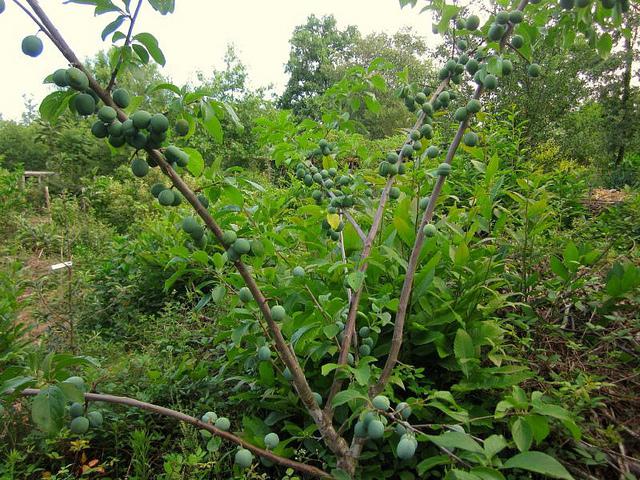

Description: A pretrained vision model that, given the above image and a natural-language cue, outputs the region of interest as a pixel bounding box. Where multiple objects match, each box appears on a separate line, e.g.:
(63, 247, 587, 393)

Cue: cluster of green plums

(47, 64, 192, 179)
(295, 148, 357, 202)
(62, 376, 104, 435)
(219, 230, 264, 262)
(68, 401, 104, 435)
(310, 138, 338, 158)
(352, 395, 417, 459)
(334, 322, 376, 359)
(201, 410, 232, 432)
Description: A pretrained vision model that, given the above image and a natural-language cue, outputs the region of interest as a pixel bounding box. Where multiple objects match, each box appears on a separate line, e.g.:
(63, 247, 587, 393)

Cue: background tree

(278, 14, 360, 117)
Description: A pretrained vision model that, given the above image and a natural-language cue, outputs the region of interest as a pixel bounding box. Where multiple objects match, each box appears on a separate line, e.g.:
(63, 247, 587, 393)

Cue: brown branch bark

(19, 388, 330, 478)
(22, 0, 350, 463)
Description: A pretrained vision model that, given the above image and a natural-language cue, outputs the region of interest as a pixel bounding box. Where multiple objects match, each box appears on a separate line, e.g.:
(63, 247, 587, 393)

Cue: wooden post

(44, 185, 51, 210)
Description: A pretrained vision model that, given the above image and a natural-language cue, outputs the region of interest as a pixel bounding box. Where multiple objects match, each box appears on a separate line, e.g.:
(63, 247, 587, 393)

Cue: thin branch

(342, 209, 366, 243)
(107, 0, 143, 92)
(338, 227, 353, 305)
(372, 86, 481, 396)
(372, 0, 531, 397)
(19, 388, 329, 478)
(21, 0, 350, 462)
(325, 188, 366, 242)
(304, 285, 334, 324)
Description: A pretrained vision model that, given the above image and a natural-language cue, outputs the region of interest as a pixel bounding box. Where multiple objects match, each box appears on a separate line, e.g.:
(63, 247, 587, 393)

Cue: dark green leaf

(31, 386, 65, 434)
(133, 32, 166, 65)
(503, 452, 573, 479)
(101, 15, 126, 41)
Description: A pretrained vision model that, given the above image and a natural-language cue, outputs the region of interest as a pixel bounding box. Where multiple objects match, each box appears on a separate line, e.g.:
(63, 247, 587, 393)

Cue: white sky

(0, 0, 437, 121)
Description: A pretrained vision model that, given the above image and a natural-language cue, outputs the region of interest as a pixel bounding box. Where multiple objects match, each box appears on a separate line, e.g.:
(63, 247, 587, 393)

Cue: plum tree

(4, 0, 625, 478)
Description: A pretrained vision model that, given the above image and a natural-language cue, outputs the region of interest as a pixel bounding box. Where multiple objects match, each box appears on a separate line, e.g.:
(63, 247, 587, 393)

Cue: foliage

(0, 0, 638, 479)
(278, 14, 361, 117)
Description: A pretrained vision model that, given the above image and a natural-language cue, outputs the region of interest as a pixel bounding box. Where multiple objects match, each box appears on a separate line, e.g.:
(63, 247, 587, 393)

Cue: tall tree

(278, 14, 360, 117)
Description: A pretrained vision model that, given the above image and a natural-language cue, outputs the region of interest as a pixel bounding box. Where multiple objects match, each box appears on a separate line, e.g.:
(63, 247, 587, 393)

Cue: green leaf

(182, 147, 205, 177)
(323, 323, 340, 339)
(132, 43, 149, 64)
(133, 32, 165, 65)
(321, 363, 339, 376)
(150, 82, 181, 95)
(398, 0, 417, 8)
(31, 386, 65, 434)
(596, 33, 612, 59)
(58, 382, 84, 404)
(454, 329, 475, 377)
(0, 376, 34, 396)
(512, 417, 533, 452)
(327, 213, 341, 230)
(503, 452, 573, 479)
(525, 414, 550, 444)
(331, 469, 352, 480)
(331, 389, 366, 408)
(210, 285, 226, 303)
(222, 101, 243, 131)
(258, 361, 275, 386)
(101, 14, 125, 41)
(417, 455, 449, 475)
(353, 363, 370, 386)
(39, 91, 74, 123)
(550, 256, 569, 281)
(563, 242, 580, 272)
(201, 102, 223, 143)
(453, 242, 470, 266)
(487, 56, 502, 76)
(364, 95, 380, 113)
(346, 271, 365, 291)
(426, 431, 483, 453)
(484, 434, 507, 459)
(94, 0, 121, 15)
(470, 467, 506, 480)
(147, 0, 175, 14)
(447, 469, 482, 480)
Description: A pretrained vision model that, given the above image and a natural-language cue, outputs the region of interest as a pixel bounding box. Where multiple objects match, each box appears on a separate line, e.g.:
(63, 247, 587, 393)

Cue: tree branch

(324, 79, 450, 414)
(19, 388, 330, 478)
(372, 87, 480, 394)
(21, 0, 350, 462)
(372, 0, 531, 397)
(106, 0, 143, 92)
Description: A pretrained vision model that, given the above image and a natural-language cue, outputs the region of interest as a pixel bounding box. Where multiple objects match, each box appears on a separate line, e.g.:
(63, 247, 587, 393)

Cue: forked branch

(21, 0, 350, 461)
(324, 80, 450, 414)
